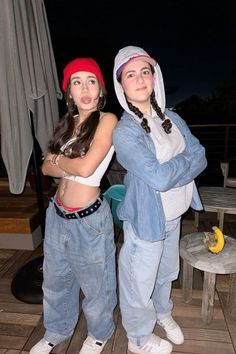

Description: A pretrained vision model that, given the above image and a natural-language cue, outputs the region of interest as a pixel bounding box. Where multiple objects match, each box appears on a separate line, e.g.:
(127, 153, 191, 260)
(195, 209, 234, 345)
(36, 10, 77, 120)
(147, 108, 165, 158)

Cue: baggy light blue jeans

(118, 218, 181, 346)
(42, 197, 117, 345)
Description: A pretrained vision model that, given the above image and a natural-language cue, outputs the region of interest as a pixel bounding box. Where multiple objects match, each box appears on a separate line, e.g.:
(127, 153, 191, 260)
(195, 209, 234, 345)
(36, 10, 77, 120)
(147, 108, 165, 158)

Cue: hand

(44, 152, 54, 162)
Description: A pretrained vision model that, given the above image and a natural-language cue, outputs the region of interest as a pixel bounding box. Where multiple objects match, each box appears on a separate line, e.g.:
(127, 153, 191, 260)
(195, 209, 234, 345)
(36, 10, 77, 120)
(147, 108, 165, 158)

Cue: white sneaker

(30, 338, 55, 354)
(128, 333, 172, 354)
(157, 316, 184, 345)
(79, 336, 107, 354)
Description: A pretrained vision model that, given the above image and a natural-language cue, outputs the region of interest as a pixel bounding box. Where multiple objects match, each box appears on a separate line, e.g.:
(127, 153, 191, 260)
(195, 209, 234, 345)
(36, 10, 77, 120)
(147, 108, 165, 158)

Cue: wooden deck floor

(0, 209, 236, 353)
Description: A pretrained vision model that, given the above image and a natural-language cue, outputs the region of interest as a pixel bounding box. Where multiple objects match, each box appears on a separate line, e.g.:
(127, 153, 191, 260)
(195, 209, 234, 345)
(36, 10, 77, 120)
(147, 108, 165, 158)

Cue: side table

(195, 186, 236, 231)
(180, 232, 236, 324)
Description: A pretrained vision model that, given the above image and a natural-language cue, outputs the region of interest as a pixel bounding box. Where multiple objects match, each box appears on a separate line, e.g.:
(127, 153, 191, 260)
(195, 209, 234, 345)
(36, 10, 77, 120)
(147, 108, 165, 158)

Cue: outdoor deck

(0, 186, 236, 353)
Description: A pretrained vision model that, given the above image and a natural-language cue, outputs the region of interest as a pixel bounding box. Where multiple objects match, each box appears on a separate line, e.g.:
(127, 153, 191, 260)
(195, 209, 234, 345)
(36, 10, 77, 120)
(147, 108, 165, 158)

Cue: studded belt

(51, 195, 103, 220)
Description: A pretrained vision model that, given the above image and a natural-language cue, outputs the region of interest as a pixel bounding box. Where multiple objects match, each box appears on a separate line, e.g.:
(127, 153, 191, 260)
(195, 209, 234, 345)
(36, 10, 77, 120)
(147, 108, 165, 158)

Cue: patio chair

(220, 161, 236, 188)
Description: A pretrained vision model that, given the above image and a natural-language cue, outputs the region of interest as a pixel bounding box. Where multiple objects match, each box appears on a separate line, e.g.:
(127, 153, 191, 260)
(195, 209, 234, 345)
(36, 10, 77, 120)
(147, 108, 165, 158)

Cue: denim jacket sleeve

(113, 118, 191, 192)
(166, 110, 207, 187)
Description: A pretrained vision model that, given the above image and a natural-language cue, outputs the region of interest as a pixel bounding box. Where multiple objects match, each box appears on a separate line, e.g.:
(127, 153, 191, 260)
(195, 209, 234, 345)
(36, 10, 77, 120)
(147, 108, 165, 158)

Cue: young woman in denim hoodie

(113, 46, 207, 354)
(30, 58, 117, 354)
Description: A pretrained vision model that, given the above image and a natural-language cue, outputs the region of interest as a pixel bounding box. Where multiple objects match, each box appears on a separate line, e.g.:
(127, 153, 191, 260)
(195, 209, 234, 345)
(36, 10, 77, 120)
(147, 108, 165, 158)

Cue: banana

(204, 226, 225, 253)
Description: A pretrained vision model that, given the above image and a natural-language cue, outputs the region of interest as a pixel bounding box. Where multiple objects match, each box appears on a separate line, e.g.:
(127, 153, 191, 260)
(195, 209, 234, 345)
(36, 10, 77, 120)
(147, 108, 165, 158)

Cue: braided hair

(127, 91, 172, 134)
(118, 65, 172, 134)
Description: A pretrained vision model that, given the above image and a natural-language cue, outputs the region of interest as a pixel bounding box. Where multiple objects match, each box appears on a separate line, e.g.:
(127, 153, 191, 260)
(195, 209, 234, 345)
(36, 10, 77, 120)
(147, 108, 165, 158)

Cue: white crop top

(62, 145, 114, 187)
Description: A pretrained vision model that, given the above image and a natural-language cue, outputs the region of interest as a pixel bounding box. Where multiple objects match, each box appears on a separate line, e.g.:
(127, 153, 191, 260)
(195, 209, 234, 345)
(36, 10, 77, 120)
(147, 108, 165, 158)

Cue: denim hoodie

(113, 46, 207, 241)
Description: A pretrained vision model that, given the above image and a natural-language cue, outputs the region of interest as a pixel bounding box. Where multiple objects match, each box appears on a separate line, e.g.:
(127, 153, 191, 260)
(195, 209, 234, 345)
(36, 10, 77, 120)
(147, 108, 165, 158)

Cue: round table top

(180, 232, 236, 274)
(199, 186, 236, 211)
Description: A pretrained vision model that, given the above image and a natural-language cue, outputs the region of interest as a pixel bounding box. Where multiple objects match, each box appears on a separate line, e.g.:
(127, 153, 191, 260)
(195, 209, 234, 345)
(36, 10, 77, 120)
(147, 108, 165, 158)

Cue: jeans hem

(44, 329, 73, 345)
(88, 323, 115, 342)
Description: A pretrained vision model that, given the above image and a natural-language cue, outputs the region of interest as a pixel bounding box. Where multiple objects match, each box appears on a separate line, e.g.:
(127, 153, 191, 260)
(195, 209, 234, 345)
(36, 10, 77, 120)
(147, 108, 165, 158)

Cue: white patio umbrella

(0, 0, 62, 303)
(0, 0, 62, 194)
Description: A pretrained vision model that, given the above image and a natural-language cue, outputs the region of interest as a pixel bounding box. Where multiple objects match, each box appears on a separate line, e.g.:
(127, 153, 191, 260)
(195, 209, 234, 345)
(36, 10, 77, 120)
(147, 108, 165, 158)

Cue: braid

(141, 118, 151, 134)
(150, 91, 172, 134)
(126, 92, 172, 135)
(127, 100, 143, 118)
(127, 101, 151, 134)
(150, 91, 165, 120)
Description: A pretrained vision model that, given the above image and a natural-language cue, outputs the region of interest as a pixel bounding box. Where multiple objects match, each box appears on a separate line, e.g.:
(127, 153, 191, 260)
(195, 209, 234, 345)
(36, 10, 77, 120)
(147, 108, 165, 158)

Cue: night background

(44, 0, 236, 124)
(0, 0, 236, 184)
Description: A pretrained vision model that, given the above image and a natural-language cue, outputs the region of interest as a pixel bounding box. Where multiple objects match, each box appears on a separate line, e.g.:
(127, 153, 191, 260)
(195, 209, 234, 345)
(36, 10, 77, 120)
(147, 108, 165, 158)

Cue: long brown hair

(48, 82, 106, 158)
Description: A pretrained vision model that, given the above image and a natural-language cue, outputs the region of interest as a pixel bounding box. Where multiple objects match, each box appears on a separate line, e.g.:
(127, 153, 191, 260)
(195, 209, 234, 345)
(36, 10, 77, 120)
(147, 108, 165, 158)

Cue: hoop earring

(66, 99, 77, 114)
(97, 96, 106, 110)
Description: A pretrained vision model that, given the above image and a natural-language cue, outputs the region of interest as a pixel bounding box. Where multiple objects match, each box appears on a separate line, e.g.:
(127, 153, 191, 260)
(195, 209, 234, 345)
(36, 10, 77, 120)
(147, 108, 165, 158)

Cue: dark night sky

(44, 0, 236, 111)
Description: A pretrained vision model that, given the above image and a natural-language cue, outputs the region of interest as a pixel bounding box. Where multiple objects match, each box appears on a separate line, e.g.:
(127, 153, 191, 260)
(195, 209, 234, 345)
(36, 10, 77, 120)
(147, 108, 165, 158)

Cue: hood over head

(62, 57, 106, 92)
(113, 46, 166, 115)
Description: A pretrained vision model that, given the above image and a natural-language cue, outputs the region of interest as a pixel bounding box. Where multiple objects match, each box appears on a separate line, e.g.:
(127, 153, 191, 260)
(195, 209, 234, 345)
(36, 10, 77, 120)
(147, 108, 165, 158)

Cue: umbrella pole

(29, 110, 45, 237)
(10, 110, 45, 304)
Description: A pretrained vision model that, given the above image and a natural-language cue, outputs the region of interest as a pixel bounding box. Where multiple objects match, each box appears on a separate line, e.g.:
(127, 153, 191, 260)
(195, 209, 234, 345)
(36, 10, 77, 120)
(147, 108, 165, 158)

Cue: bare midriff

(56, 178, 100, 208)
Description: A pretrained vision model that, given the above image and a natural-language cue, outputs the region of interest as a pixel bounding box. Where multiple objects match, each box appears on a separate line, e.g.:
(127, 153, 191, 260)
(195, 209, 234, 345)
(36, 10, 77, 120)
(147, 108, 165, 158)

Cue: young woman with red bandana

(30, 58, 117, 354)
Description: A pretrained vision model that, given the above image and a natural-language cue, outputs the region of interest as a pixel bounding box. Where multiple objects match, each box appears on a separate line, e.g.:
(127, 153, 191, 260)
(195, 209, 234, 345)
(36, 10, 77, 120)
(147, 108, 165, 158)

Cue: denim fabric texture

(119, 219, 180, 346)
(42, 197, 117, 345)
(113, 108, 207, 241)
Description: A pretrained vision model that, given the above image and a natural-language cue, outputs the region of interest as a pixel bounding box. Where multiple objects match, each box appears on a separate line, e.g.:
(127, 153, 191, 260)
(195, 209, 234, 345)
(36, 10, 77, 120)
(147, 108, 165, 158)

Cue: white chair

(220, 161, 236, 188)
